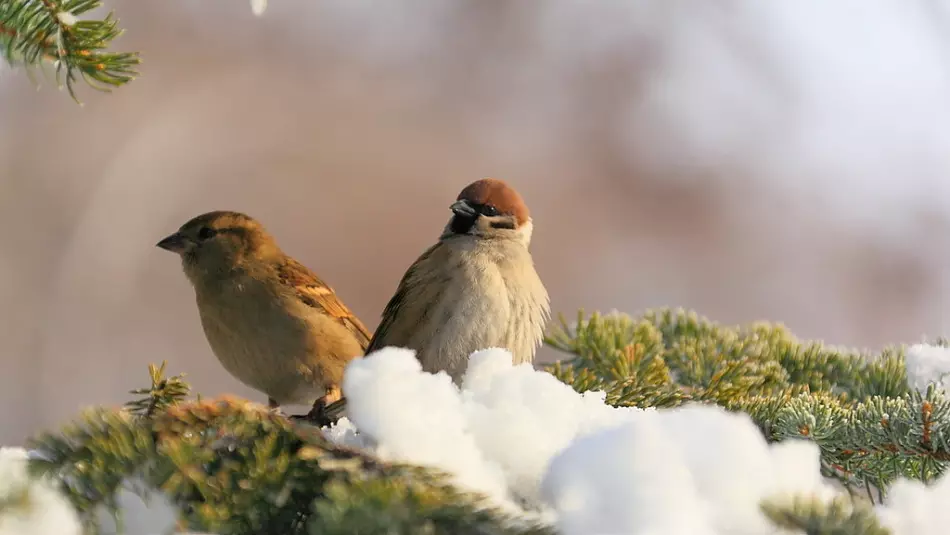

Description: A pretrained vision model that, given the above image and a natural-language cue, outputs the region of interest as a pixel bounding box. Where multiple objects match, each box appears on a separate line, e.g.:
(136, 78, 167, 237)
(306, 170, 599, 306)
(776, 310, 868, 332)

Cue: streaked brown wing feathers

(276, 257, 372, 348)
(365, 242, 446, 354)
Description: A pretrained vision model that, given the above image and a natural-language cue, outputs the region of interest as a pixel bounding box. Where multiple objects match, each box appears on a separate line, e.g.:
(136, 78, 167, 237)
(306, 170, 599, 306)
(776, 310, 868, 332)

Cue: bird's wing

(365, 242, 449, 355)
(276, 257, 372, 349)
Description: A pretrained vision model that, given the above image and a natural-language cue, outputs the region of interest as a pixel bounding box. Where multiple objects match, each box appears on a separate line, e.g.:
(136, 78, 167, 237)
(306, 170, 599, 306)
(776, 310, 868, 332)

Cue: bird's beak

(450, 200, 477, 218)
(156, 232, 189, 253)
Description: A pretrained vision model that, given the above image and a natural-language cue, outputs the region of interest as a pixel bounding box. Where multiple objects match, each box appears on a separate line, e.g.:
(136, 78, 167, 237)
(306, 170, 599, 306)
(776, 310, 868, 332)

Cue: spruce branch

(0, 0, 139, 102)
(124, 361, 190, 419)
(545, 307, 950, 498)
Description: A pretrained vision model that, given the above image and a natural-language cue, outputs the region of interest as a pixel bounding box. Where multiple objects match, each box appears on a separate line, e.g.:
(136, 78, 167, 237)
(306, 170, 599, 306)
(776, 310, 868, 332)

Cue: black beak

(156, 232, 188, 253)
(450, 200, 478, 218)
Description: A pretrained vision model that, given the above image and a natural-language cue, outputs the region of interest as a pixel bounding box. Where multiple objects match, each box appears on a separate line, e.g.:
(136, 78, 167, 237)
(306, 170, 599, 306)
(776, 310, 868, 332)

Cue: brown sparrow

(325, 178, 550, 422)
(156, 211, 370, 423)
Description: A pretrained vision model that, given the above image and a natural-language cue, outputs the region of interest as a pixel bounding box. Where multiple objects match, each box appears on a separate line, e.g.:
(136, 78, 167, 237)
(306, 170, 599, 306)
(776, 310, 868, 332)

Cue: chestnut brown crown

(455, 178, 530, 227)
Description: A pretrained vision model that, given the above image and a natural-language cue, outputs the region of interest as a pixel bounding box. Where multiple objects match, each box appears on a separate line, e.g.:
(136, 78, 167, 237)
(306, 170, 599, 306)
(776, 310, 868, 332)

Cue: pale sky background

(1, 0, 949, 445)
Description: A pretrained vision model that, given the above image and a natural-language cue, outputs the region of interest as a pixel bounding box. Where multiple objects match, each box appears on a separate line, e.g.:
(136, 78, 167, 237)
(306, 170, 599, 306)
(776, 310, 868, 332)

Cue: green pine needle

(0, 0, 140, 102)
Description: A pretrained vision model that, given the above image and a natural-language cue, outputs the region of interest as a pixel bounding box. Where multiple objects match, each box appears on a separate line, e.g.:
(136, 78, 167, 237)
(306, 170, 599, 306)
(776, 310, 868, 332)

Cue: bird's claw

(287, 401, 334, 428)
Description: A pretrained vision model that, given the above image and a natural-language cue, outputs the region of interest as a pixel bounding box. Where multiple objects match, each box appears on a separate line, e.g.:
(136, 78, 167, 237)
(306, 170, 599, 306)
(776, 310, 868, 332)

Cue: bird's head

(444, 178, 533, 246)
(156, 210, 280, 281)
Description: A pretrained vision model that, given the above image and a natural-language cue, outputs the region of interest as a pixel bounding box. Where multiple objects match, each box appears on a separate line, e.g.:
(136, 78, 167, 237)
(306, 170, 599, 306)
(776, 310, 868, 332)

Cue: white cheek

(518, 219, 534, 247)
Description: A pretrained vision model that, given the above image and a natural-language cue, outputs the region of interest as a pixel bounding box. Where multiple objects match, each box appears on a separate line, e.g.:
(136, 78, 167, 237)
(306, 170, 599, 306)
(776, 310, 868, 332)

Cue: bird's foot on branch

(267, 397, 284, 415)
(288, 398, 335, 428)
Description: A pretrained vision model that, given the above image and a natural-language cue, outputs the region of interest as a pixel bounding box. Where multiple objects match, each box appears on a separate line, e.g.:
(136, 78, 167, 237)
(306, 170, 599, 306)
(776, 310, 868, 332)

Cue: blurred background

(2, 0, 949, 445)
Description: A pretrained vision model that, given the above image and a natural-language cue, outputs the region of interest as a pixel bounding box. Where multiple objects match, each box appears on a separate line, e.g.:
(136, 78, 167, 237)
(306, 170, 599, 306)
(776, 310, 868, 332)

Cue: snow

(0, 448, 79, 535)
(0, 449, 209, 535)
(878, 475, 950, 535)
(54, 11, 78, 26)
(328, 345, 950, 534)
(326, 347, 637, 514)
(6, 344, 950, 534)
(92, 480, 180, 535)
(905, 343, 950, 395)
(329, 347, 840, 534)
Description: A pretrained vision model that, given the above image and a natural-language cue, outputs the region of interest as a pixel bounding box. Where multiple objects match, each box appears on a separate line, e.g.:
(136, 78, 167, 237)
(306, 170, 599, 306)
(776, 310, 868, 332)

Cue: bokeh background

(2, 0, 949, 445)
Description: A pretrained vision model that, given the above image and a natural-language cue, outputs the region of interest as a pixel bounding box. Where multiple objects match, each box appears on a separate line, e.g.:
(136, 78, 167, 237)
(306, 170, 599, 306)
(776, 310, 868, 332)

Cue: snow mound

(327, 347, 837, 533)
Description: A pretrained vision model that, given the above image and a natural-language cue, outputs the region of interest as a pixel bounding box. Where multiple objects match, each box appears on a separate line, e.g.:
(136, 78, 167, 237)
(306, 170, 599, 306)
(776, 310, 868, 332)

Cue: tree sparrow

(156, 211, 370, 424)
(325, 178, 550, 423)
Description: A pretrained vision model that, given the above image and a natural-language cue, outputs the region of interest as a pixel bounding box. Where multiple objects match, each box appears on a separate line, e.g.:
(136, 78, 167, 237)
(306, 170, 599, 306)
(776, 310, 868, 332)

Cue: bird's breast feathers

(406, 238, 550, 380)
(193, 275, 324, 400)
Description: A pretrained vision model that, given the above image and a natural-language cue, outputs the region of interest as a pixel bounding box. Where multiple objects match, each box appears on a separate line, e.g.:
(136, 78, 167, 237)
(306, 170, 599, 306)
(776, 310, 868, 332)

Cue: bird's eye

(481, 204, 499, 216)
(197, 226, 216, 240)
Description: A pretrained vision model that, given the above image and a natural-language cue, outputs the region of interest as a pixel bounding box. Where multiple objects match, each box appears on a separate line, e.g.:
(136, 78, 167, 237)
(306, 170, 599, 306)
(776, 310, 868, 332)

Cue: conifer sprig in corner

(0, 0, 139, 101)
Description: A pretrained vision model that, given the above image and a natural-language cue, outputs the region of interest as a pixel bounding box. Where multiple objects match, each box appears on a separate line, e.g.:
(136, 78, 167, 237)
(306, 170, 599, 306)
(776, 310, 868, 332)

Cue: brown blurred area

(1, 1, 948, 445)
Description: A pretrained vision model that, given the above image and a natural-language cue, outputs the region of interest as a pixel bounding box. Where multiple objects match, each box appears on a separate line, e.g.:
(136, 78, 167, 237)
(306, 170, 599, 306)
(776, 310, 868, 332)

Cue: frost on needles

(7, 307, 950, 535)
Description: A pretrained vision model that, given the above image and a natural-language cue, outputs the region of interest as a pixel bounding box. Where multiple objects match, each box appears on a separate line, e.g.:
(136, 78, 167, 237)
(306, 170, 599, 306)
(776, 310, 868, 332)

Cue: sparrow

(156, 210, 370, 424)
(324, 178, 550, 422)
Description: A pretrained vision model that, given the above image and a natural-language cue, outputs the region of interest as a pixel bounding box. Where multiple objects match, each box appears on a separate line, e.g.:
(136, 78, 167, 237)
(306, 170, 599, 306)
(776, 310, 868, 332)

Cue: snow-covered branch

(8, 307, 950, 535)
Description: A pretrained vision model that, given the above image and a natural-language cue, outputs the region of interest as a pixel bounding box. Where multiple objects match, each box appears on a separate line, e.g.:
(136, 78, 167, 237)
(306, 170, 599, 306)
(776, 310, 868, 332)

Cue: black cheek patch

(450, 214, 477, 234)
(489, 219, 516, 230)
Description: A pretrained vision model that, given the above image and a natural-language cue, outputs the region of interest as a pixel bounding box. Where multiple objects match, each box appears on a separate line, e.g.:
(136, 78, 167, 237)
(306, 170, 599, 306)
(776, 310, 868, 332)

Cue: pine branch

(124, 361, 190, 419)
(544, 307, 949, 498)
(0, 0, 139, 102)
